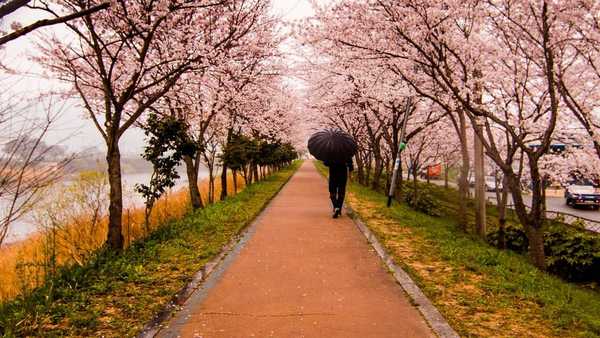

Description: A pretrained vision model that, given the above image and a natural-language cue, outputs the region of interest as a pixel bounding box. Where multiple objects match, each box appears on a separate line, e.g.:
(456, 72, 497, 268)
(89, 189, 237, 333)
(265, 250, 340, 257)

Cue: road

(424, 179, 600, 231)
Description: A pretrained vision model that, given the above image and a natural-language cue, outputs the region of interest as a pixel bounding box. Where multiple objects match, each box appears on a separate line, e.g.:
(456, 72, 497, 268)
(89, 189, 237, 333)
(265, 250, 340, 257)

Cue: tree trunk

(242, 165, 249, 185)
(183, 155, 203, 209)
(526, 225, 546, 269)
(220, 163, 228, 201)
(394, 158, 405, 201)
(144, 200, 154, 235)
(526, 165, 546, 269)
(253, 164, 259, 183)
(233, 169, 238, 193)
(505, 162, 546, 269)
(356, 154, 365, 185)
(106, 144, 124, 250)
(384, 157, 391, 193)
(457, 110, 470, 232)
(365, 154, 372, 185)
(412, 164, 419, 195)
(372, 155, 383, 191)
(208, 164, 215, 204)
(474, 124, 487, 238)
(496, 175, 509, 249)
(541, 175, 548, 215)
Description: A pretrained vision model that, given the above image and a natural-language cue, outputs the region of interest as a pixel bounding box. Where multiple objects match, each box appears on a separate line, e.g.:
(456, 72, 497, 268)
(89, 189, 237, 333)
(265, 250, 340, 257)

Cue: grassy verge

(0, 161, 301, 337)
(315, 161, 600, 338)
(0, 172, 246, 302)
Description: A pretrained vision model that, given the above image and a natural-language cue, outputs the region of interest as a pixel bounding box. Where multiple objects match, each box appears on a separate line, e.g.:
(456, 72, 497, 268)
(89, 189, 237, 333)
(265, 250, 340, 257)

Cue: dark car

(565, 185, 600, 209)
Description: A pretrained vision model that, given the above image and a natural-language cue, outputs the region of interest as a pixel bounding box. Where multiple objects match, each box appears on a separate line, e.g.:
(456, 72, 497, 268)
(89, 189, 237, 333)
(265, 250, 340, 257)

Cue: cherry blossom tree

(35, 0, 248, 250)
(146, 0, 280, 208)
(298, 1, 446, 197)
(299, 0, 600, 269)
(554, 2, 600, 159)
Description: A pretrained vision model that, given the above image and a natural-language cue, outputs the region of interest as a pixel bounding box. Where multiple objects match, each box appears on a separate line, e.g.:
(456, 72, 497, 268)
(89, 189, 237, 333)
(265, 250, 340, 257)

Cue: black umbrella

(308, 129, 357, 163)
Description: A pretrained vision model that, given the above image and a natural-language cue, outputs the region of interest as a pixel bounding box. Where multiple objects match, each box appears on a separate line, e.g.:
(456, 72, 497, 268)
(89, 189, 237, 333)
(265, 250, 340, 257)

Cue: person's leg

(336, 171, 348, 210)
(332, 183, 341, 218)
(328, 177, 337, 209)
(334, 183, 343, 208)
(338, 182, 347, 209)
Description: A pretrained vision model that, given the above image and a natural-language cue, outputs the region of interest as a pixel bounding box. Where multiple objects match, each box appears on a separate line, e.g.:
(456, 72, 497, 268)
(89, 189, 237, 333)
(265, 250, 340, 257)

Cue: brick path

(159, 161, 433, 337)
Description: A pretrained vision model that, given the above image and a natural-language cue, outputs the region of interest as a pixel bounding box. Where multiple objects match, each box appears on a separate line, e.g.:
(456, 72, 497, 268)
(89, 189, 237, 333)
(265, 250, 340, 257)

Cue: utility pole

(387, 97, 412, 207)
(474, 117, 486, 237)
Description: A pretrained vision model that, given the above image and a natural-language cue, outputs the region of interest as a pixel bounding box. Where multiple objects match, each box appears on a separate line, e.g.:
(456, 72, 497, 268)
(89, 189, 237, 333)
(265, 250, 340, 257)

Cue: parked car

(484, 176, 503, 192)
(467, 175, 502, 192)
(565, 184, 600, 209)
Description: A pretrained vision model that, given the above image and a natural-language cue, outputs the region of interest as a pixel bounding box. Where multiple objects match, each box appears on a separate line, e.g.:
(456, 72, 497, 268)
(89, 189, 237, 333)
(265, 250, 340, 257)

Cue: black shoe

(333, 208, 341, 218)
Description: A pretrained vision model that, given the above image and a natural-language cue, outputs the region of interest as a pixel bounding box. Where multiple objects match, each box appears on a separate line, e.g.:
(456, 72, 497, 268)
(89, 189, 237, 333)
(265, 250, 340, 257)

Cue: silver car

(565, 185, 600, 209)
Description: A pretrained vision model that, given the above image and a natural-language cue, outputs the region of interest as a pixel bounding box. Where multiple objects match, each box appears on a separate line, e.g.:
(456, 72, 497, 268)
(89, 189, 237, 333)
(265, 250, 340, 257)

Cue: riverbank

(0, 161, 301, 337)
(2, 167, 210, 245)
(0, 170, 216, 302)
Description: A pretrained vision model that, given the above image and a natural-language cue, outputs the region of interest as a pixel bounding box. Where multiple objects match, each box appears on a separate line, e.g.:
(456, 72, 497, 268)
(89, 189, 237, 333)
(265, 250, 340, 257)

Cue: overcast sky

(1, 0, 317, 156)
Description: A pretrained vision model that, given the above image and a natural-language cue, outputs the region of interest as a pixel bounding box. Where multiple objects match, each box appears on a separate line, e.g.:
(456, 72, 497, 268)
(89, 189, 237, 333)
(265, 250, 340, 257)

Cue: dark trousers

(329, 173, 347, 209)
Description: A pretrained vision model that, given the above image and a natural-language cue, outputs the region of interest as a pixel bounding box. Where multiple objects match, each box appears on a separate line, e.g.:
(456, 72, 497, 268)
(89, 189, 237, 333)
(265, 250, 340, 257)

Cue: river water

(3, 168, 210, 244)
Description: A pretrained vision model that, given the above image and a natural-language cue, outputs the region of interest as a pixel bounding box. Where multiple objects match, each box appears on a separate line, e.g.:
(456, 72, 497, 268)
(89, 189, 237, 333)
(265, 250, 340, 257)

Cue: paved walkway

(159, 162, 433, 337)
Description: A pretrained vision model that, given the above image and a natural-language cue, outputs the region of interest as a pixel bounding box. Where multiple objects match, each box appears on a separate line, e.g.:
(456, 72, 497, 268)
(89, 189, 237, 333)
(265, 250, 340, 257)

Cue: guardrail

(486, 197, 600, 234)
(543, 210, 600, 233)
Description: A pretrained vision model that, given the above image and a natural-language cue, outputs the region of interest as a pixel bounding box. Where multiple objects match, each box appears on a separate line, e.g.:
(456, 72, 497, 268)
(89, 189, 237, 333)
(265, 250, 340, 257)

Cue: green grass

(316, 161, 600, 337)
(0, 161, 301, 337)
(344, 162, 580, 234)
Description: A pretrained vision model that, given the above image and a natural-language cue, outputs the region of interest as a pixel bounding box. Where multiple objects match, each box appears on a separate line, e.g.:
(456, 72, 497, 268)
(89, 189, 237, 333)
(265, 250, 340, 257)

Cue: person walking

(307, 129, 357, 218)
(324, 158, 353, 218)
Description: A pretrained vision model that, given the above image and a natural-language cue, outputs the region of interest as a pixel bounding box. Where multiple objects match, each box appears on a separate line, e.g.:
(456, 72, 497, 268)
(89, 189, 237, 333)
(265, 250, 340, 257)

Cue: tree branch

(0, 2, 109, 46)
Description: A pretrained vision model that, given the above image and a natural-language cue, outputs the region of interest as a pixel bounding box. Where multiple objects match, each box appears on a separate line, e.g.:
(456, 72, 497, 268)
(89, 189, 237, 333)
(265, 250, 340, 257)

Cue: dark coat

(324, 159, 354, 184)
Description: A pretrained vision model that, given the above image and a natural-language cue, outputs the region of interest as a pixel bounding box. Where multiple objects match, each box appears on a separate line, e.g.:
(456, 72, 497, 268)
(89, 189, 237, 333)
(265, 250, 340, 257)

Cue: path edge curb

(137, 162, 301, 338)
(345, 204, 460, 338)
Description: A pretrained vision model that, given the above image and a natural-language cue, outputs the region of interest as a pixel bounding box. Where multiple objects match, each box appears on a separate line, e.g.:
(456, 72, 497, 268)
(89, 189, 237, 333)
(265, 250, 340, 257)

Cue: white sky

(1, 0, 317, 156)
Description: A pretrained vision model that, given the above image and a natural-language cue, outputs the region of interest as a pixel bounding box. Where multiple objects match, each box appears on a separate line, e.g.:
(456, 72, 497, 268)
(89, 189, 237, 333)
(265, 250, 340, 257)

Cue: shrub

(488, 224, 600, 282)
(403, 186, 441, 217)
(487, 225, 529, 253)
(570, 219, 588, 230)
(544, 225, 600, 282)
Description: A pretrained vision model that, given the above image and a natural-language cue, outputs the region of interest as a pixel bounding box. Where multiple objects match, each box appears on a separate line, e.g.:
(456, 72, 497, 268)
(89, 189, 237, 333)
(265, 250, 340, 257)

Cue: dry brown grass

(0, 174, 245, 302)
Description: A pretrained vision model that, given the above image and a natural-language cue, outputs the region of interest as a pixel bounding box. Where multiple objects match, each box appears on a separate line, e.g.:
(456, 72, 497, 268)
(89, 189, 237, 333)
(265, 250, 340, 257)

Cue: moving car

(565, 184, 600, 209)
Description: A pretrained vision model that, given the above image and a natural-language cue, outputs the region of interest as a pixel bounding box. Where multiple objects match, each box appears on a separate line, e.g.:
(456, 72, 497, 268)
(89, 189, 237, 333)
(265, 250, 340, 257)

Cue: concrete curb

(137, 164, 300, 338)
(345, 205, 460, 338)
